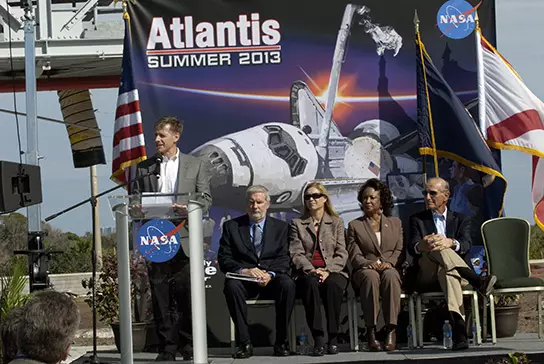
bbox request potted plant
[493,294,522,338]
[0,260,30,364]
[81,251,151,352]
[0,260,29,319]
[485,352,531,364]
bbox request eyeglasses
[304,193,325,200]
[422,190,439,197]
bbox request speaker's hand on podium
[172,203,188,217]
[128,204,144,218]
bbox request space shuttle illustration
[191,4,420,222]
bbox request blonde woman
[289,182,348,356]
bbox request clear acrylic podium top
[108,192,206,220]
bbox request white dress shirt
[158,148,180,195]
[431,207,460,252]
[432,208,447,236]
[375,231,382,264]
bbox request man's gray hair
[17,289,80,363]
[246,185,270,202]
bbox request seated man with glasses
[408,177,496,350]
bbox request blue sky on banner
[0,0,539,234]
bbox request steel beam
[60,0,99,31]
[23,0,41,233]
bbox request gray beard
[249,212,265,222]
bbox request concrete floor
[67,333,544,363]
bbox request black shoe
[182,351,193,361]
[155,352,176,361]
[234,343,254,359]
[180,344,193,361]
[452,338,469,351]
[479,275,497,296]
[327,344,339,355]
[311,346,325,356]
[273,343,290,356]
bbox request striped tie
[253,224,263,257]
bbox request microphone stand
[45,166,160,364]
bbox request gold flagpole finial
[113,0,133,18]
[414,9,420,34]
[122,0,128,20]
[475,10,480,31]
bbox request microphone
[154,155,163,178]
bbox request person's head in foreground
[1,307,24,363]
[15,289,80,364]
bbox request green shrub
[530,225,544,260]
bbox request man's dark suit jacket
[218,215,291,275]
[408,209,472,263]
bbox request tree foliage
[0,213,28,276]
[0,213,116,274]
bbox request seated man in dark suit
[408,177,496,350]
[218,185,296,359]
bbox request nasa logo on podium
[137,219,181,263]
[436,0,477,40]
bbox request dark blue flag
[415,36,507,219]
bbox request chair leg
[289,306,297,352]
[472,292,482,345]
[489,294,497,345]
[347,297,354,351]
[416,295,423,348]
[408,295,417,349]
[353,299,359,351]
[482,296,488,343]
[230,317,236,355]
[538,292,543,340]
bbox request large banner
[129,0,496,346]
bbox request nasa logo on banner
[436,0,477,39]
[137,219,181,263]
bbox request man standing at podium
[132,116,212,361]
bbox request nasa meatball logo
[137,219,181,263]
[436,0,476,40]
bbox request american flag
[110,13,147,185]
[368,161,380,177]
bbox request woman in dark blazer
[347,178,404,352]
[289,182,348,356]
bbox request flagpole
[475,12,487,138]
[415,10,439,177]
[414,10,427,181]
[90,165,103,270]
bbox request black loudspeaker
[0,160,42,213]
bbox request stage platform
[68,333,544,363]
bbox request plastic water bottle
[297,330,309,355]
[442,320,453,349]
[471,322,478,346]
[406,324,414,349]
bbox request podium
[108,193,208,364]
